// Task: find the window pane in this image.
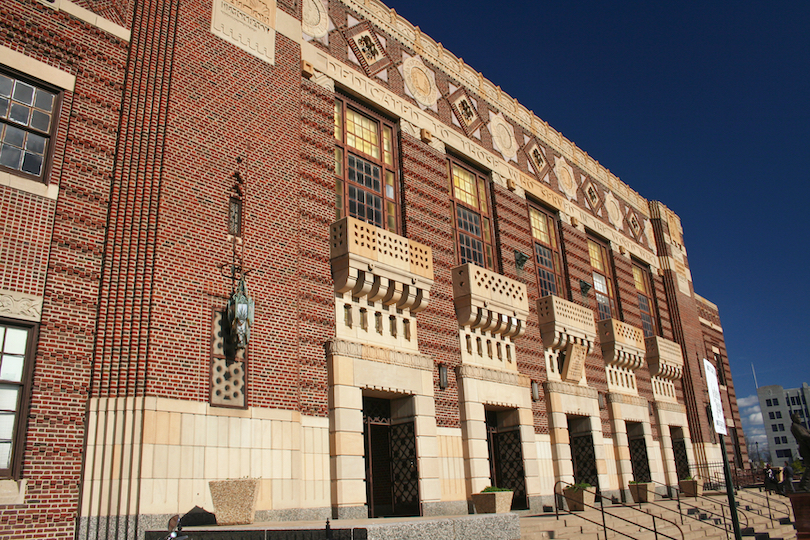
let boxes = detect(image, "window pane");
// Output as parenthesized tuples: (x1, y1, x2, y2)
(0, 355, 24, 382)
(530, 208, 550, 244)
(30, 109, 50, 132)
(21, 152, 43, 175)
(633, 266, 647, 293)
(12, 81, 35, 105)
(345, 108, 379, 158)
(0, 97, 8, 118)
(0, 412, 13, 439)
(0, 385, 19, 411)
(588, 240, 604, 271)
(4, 124, 25, 147)
(593, 273, 608, 294)
(4, 328, 27, 354)
(451, 164, 477, 208)
(34, 90, 54, 112)
(0, 144, 22, 169)
(0, 442, 10, 470)
(0, 75, 12, 97)
(26, 132, 46, 154)
(9, 103, 30, 125)
(382, 126, 392, 166)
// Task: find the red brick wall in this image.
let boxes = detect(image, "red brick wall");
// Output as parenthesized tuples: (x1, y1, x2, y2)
(0, 1, 128, 538)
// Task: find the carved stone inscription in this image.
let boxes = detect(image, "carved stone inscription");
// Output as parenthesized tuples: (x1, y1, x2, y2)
(211, 0, 276, 65)
(562, 342, 586, 383)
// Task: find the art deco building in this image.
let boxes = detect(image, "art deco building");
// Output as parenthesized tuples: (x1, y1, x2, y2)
(0, 0, 747, 537)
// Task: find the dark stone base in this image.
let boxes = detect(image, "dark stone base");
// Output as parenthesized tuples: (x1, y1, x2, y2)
(789, 492, 810, 540)
(332, 505, 368, 520)
(421, 500, 468, 516)
(527, 495, 554, 514)
(255, 507, 331, 522)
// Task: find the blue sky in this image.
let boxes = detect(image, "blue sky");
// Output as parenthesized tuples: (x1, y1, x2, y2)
(382, 0, 810, 449)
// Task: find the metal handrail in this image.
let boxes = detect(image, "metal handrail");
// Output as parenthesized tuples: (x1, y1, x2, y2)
(641, 478, 750, 533)
(735, 486, 793, 527)
(553, 480, 685, 540)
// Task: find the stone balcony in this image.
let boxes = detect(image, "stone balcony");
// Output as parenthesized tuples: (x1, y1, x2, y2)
(330, 217, 434, 312)
(597, 318, 646, 371)
(645, 336, 684, 380)
(536, 295, 597, 354)
(451, 263, 528, 338)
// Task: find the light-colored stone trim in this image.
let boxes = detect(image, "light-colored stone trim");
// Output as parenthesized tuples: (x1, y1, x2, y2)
(455, 364, 530, 388)
(655, 401, 686, 414)
(35, 0, 130, 42)
(0, 170, 60, 200)
(698, 316, 723, 333)
(0, 479, 26, 505)
(694, 293, 718, 311)
(0, 290, 43, 322)
(597, 319, 645, 371)
(0, 44, 76, 91)
(336, 0, 649, 218)
(451, 263, 528, 338)
(544, 380, 599, 400)
(326, 339, 433, 371)
(606, 392, 647, 408)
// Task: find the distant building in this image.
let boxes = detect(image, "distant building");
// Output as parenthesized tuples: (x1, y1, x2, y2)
(758, 384, 810, 466)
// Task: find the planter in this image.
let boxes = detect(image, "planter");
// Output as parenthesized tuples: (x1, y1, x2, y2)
(678, 479, 703, 498)
(471, 491, 514, 513)
(563, 487, 595, 511)
(629, 482, 654, 503)
(208, 478, 259, 525)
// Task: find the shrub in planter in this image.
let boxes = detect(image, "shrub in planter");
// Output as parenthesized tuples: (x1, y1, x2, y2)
(471, 486, 514, 514)
(563, 483, 594, 511)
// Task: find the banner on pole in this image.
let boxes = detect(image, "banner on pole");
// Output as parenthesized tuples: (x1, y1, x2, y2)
(703, 358, 727, 435)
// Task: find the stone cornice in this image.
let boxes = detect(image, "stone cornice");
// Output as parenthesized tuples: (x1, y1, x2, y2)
(325, 338, 433, 371)
(337, 0, 649, 218)
(654, 401, 687, 414)
(456, 365, 530, 388)
(543, 380, 598, 400)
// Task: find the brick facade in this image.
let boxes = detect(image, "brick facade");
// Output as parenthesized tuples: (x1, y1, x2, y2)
(0, 0, 747, 537)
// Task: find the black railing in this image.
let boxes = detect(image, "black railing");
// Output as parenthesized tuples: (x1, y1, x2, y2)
(553, 480, 685, 540)
(688, 462, 760, 490)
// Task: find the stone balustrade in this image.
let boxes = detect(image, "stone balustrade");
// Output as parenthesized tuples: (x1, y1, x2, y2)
(330, 217, 434, 312)
(597, 318, 646, 371)
(451, 263, 528, 338)
(645, 335, 684, 380)
(536, 295, 597, 354)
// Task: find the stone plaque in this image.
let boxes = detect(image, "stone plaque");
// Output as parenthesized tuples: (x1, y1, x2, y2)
(562, 342, 586, 383)
(211, 0, 276, 66)
(402, 56, 438, 108)
(302, 0, 328, 38)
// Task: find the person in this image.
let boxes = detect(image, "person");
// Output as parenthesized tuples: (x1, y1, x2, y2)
(764, 463, 776, 493)
(790, 413, 810, 491)
(780, 461, 795, 495)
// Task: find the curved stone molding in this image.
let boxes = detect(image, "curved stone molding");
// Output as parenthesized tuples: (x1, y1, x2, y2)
(325, 339, 433, 371)
(330, 217, 434, 313)
(0, 290, 43, 322)
(553, 156, 577, 201)
(645, 336, 684, 380)
(302, 0, 329, 38)
(456, 364, 530, 388)
(603, 191, 622, 230)
(536, 295, 596, 354)
(597, 318, 645, 371)
(451, 263, 528, 338)
(606, 392, 647, 408)
(544, 380, 599, 400)
(488, 112, 517, 161)
(401, 55, 438, 109)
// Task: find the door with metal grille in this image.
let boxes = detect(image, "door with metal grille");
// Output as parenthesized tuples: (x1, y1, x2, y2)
(492, 429, 528, 509)
(629, 437, 652, 482)
(673, 438, 690, 480)
(363, 397, 420, 518)
(571, 433, 599, 489)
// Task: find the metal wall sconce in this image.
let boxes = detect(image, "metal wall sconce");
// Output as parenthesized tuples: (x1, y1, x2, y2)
(438, 364, 448, 389)
(531, 381, 540, 402)
(579, 279, 592, 298)
(514, 250, 530, 270)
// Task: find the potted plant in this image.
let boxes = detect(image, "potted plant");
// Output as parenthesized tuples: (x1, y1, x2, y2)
(471, 486, 514, 514)
(563, 482, 594, 511)
(678, 476, 703, 498)
(208, 478, 260, 525)
(628, 480, 654, 503)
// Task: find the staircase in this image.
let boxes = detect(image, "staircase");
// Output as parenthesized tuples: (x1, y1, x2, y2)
(520, 490, 796, 540)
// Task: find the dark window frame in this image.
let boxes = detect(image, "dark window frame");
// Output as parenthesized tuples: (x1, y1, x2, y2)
(0, 317, 38, 480)
(587, 234, 618, 321)
(334, 95, 400, 234)
(528, 202, 565, 298)
(0, 67, 61, 184)
(632, 260, 658, 337)
(448, 155, 496, 270)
